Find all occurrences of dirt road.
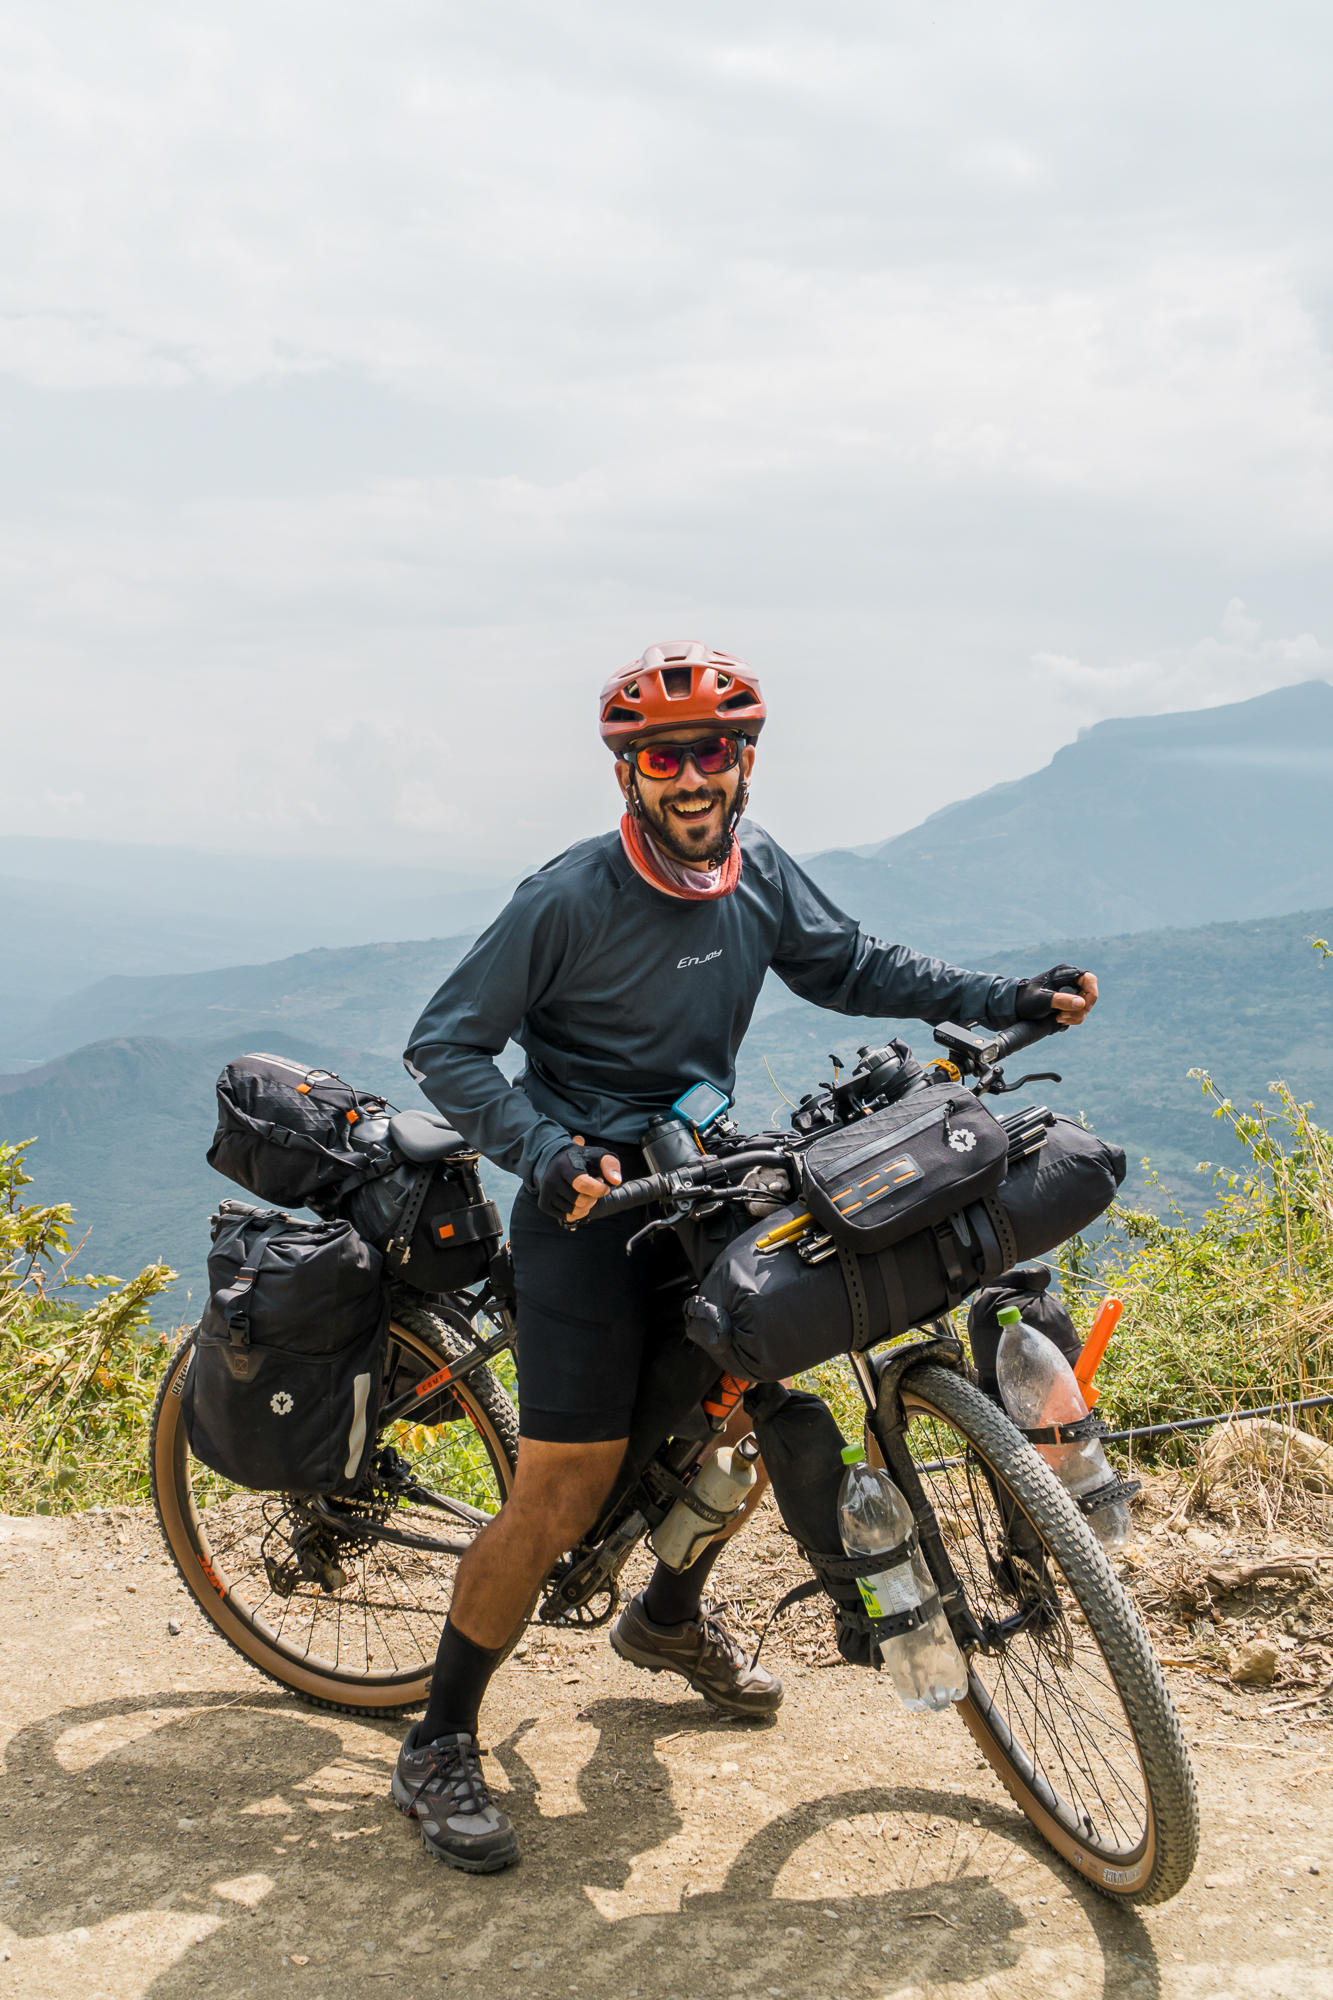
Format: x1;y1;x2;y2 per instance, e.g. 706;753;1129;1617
0;1507;1329;2000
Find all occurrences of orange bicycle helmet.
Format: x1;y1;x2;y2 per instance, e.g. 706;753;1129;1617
599;642;766;756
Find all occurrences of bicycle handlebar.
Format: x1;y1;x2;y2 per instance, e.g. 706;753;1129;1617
589;1170;680;1217
986;1013;1066;1064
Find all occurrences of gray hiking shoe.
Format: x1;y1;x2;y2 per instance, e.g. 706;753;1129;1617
391;1725;520;1873
609;1593;783;1718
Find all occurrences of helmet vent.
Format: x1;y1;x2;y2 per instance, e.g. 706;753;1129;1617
715;672;732;690
623;680;640;700
660;667;693;698
717;688;755;712
605;703;642;725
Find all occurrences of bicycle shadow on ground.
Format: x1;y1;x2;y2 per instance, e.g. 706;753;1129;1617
0;1688;1164;1999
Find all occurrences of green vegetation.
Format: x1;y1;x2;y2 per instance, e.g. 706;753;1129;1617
0;1136;178;1514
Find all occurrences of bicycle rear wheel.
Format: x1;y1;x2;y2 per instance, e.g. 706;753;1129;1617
890;1362;1197;1904
150;1297;518;1715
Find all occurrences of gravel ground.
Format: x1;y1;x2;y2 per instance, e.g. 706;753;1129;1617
1;1504;1331;2000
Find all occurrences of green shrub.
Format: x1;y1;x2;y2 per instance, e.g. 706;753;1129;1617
0;1137;178;1512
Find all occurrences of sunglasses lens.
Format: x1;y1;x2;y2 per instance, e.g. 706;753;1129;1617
637;745;684;779
690;737;737;774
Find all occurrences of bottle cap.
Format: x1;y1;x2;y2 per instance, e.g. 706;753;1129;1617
840;1444;866;1466
996;1306;1023;1326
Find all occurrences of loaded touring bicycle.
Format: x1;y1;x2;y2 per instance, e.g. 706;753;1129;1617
150;1018;1198;1904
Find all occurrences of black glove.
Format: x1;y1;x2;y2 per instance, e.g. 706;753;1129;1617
1013;963;1088;1022
537;1143;619;1221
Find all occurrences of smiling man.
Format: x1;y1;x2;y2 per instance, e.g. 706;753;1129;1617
394;641;1098;1872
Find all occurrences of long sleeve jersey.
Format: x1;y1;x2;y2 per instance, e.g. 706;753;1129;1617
403;821;1023;1192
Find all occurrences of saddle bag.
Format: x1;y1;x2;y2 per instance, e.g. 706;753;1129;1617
342;1155;502;1291
685;1112;1126;1383
207;1053;388;1209
182;1202;387;1495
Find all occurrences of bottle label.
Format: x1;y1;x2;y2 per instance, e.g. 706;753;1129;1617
856;1567;914;1620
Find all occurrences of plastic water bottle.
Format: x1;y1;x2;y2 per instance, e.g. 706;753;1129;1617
995;1306;1132;1549
837;1445;968;1713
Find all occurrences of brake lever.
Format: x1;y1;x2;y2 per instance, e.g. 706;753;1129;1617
981;1068;1063;1096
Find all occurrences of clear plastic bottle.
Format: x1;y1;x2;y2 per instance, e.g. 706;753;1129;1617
837;1444;968;1713
995;1306;1133;1549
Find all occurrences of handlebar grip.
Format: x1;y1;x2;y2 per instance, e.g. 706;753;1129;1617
586;1171;676;1218
989;1014;1065;1063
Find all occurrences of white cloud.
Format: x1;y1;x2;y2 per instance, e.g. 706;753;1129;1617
0;1;1331;865
1033;601;1333;719
40;789;84;809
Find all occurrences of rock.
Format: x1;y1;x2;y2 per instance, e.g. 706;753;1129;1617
1229;1637;1280;1685
1206;1417;1333;1492
167;1619;182;1636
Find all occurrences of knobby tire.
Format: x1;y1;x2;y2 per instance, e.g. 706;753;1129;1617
894;1363;1198;1905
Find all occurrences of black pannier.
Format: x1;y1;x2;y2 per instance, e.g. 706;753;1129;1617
801;1091;1007;1250
207;1054;387;1209
342;1154;502;1291
685;1112;1126;1382
182;1202;387;1495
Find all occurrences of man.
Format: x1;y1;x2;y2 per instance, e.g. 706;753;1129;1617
392;641;1098;1873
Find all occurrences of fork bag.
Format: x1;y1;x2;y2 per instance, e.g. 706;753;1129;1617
181;1202;387;1495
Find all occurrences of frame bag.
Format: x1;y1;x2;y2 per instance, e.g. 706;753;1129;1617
206;1053;388;1209
182;1202;387;1495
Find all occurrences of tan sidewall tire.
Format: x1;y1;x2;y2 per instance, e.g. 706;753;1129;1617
149;1314;517;1715
898;1364;1198;1905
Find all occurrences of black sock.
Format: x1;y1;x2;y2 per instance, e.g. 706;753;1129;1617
419;1619;503;1743
643;1538;727;1628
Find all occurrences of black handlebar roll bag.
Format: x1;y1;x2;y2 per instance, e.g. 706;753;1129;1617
801;1090;1008;1249
207;1053;386;1209
685;1113;1125;1382
182;1203;387;1495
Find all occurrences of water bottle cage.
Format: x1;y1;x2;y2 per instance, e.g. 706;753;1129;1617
641;1462;733;1531
1075;1473;1143;1517
1019;1410;1108;1447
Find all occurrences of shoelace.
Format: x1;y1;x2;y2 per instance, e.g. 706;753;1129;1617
410;1738;491;1819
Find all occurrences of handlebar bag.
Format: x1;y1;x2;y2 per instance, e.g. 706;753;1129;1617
181;1203;387;1495
342;1157;502;1292
686;1114;1126;1383
207;1053;390;1209
801;1089;1007;1253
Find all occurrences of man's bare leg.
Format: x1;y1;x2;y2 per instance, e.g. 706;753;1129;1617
446;1435;627;1649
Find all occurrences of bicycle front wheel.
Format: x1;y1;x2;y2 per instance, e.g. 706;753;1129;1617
150;1298;518;1715
892;1362;1198;1905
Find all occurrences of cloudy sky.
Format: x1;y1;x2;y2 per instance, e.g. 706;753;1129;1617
3;0;1331;874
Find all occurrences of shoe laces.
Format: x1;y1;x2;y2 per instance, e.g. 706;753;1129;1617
412;1735;492;1819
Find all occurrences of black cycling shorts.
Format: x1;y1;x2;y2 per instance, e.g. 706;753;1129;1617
509;1158;694;1444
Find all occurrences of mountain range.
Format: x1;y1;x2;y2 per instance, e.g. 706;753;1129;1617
4;680;1331;1317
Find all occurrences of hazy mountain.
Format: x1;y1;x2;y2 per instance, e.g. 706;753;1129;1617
803;680;1333;955
6;905;1331;1323
28;934;477;1065
0;837;511;1068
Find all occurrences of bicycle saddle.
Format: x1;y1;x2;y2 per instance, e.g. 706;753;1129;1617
388;1110;470;1164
